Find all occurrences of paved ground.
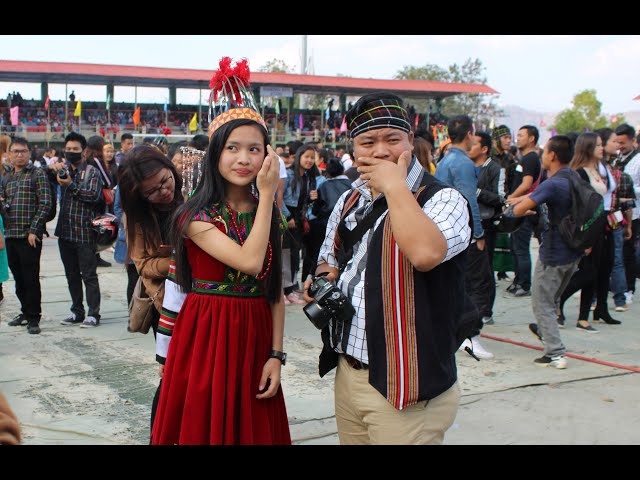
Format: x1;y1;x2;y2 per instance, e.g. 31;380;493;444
1;226;639;445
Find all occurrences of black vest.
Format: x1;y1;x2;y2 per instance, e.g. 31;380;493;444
319;173;469;406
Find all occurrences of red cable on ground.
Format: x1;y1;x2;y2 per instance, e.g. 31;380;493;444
480;332;640;373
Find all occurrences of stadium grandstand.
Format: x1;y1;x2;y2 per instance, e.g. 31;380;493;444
0;60;498;149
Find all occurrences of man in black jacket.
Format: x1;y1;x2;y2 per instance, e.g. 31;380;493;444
469;131;506;327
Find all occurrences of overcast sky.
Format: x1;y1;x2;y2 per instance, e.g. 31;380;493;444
1;35;639;115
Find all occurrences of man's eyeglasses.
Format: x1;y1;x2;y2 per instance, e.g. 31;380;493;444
143;173;174;199
9;149;29;156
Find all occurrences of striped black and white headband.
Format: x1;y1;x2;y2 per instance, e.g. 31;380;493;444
348;100;412;139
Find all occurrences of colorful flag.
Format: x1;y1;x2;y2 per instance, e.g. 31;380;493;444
298;113;304;130
325;107;330;121
189;113;198;132
339;115;347;133
415;115;420;130
132;106;141;126
163;100;168;113
10;106;19;126
106;93;111;110
74;100;82;117
44;95;50;111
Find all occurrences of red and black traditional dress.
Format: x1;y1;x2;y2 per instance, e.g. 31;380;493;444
151;204;291;445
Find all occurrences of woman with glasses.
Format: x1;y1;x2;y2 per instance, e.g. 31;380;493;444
118;145;184;434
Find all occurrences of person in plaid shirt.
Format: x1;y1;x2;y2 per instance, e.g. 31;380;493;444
51;132;104;328
597;127;636;312
3;137;52;335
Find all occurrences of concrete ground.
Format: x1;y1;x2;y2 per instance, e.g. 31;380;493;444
1;226;639;445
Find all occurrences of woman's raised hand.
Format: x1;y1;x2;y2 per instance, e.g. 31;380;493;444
256;144;280;199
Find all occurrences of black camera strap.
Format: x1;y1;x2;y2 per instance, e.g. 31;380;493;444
336;195;388;273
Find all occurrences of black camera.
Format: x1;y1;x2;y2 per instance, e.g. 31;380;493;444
57;168;69;179
303;273;355;330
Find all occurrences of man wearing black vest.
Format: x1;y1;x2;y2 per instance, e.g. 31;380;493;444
304;93;472;445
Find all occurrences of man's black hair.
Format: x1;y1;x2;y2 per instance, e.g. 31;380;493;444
615;123;636;140
447;115;473;144
64;131;87;150
519;125;540;145
475;131;492;155
546;135;573;164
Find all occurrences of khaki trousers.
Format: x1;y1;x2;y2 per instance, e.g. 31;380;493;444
334;355;460;445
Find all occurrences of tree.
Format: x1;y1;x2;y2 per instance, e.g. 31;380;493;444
551;89;623;134
258;59;294;73
394;58;501;130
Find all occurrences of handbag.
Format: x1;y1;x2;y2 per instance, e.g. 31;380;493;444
127;277;163;334
103;188;115;206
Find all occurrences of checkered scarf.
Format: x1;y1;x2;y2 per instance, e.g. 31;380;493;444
348;99;411;139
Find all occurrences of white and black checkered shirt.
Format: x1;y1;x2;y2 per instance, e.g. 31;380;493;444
317;158;472;364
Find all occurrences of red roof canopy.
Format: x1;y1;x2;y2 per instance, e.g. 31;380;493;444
0;60;498;100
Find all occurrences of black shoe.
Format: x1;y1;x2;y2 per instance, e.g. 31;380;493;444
529;323;544;343
497;272;509;281
60;313;84;325
593;309;621;325
506;282;519;293
27;322;41;334
576;322;599;334
96;257;112;267
8;314;28;327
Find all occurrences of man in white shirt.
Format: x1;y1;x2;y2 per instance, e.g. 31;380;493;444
305;93;471;445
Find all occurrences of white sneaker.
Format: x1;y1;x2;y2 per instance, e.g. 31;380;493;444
615;304;629;312
470;335;494;359
534;354;567;369
458;338;472;352
625;291;634;304
80;316;99;328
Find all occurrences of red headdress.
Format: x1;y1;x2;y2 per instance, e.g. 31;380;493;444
208;57;265;138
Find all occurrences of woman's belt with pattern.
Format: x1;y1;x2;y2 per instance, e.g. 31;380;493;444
191;278;263;297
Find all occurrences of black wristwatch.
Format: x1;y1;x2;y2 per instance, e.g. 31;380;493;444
269;350;287;366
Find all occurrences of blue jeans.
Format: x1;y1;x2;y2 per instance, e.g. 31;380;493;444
610;227;627;307
510;216;536;291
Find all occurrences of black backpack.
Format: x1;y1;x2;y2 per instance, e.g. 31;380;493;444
551;169;606;251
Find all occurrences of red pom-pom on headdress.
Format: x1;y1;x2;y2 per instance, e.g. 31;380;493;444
208;56;265;137
209;56;234;101
209;57;252;105
232;58;250;86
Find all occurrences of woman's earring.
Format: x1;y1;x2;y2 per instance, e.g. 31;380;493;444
180;147;206;198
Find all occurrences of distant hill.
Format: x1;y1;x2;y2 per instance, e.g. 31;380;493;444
494;106;640;145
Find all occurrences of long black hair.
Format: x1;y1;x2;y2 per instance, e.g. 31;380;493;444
118;145;183;259
290;143;319;195
171;118;282;303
